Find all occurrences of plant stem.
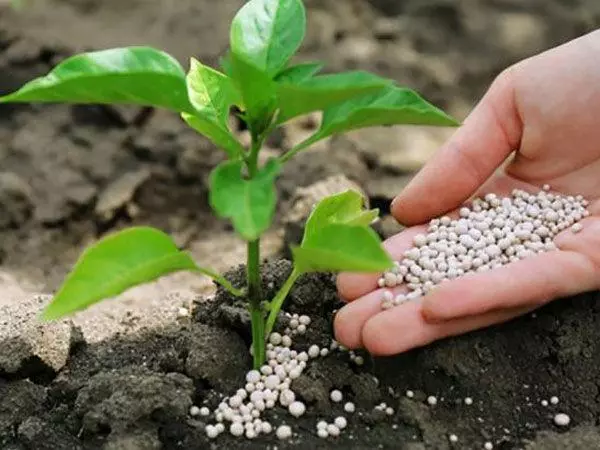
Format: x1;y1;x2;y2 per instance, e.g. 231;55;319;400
247;238;265;368
195;265;244;297
264;268;301;337
247;132;261;177
249;302;265;368
246;129;267;368
279;133;320;164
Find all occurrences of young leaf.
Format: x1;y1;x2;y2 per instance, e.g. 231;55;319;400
183;58;244;158
229;53;278;136
43;227;201;320
187;58;241;122
292;224;393;273
209;159;281;241
302;189;377;244
0;47;195;114
276;71;392;123
275;62;323;83
230;0;306;75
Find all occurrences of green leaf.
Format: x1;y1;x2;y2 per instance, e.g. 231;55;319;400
187;58;241;122
182;113;245;159
281;84;460;162
320;84;459;131
229;53;278;135
183;58;244;158
230;0;306;75
275;62;323;83
294;190;390;274
307;85;458;146
346;209;380;227
219;51;234;78
293;224;393;273
302;190;377;244
0;47;195;114
209;159;281;241
276;71;392;123
43;227;199;320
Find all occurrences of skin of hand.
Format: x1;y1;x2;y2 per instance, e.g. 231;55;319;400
334;29;600;356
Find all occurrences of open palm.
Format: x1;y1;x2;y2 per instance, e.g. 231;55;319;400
334;30;600;355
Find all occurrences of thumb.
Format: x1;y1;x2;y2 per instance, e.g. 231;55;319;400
391;67;523;225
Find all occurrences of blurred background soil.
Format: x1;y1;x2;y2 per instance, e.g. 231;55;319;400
0;0;598;334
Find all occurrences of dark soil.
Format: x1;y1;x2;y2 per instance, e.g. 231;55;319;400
2;260;600;449
2;0;600;449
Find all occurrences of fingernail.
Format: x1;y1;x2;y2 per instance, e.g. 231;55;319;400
419;296;446;323
420;308;444;324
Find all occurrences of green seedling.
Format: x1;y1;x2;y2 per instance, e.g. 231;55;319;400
0;0;458;368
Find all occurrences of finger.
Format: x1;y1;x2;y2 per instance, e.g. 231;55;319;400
391;67;523;226
336;227;426;301
361;301;535;355
421;249;597;322
334;286;407;349
554;216;600;261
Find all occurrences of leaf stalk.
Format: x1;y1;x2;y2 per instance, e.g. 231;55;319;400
264;268;301;337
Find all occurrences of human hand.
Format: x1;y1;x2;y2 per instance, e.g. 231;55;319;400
334;30;600;355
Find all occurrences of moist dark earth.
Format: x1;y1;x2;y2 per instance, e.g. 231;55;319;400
1;0;600;449
4;261;600;449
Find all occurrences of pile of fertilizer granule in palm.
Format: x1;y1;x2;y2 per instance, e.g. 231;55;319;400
378;187;590;309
